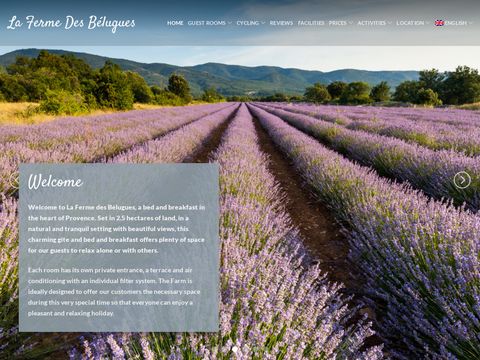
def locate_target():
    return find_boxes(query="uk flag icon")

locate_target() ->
[435,19,445,26]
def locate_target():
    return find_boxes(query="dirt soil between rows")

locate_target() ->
[189,105,238,163]
[252,112,384,350]
[252,116,361,291]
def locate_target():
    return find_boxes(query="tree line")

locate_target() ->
[2,51,478,111]
[0,50,224,115]
[298,66,480,106]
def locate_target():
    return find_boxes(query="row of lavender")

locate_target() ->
[0,106,223,145]
[69,104,382,359]
[256,104,480,212]
[249,104,480,359]
[278,102,480,127]
[268,103,480,156]
[111,104,237,163]
[0,105,238,356]
[0,197,18,339]
[0,103,233,196]
[329,104,480,126]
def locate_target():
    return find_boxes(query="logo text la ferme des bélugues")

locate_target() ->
[7,15,135,34]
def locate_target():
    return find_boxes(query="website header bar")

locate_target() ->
[1,0,479,45]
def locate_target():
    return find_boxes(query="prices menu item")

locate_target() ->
[19,164,219,332]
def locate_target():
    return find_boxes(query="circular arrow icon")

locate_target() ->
[453,171,472,190]
[8,172,19,191]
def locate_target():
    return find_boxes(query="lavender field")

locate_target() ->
[1,102,479,359]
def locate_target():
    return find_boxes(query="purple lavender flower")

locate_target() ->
[71,104,382,359]
[248,104,480,359]
[255,103,480,212]
[0,103,232,196]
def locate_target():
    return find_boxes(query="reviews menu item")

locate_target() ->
[19,164,219,332]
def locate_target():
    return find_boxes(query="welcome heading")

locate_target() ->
[6,15,135,34]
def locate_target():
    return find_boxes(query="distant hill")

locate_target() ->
[0,48,419,97]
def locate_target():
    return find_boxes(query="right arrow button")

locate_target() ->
[453,171,472,190]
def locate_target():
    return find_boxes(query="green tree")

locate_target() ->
[327,81,348,99]
[289,95,303,102]
[125,71,153,103]
[39,89,88,115]
[393,81,422,103]
[150,85,163,95]
[3,51,92,102]
[63,54,96,79]
[393,80,443,106]
[168,74,192,102]
[0,73,28,102]
[153,89,184,106]
[419,68,444,94]
[370,81,391,102]
[340,82,371,104]
[6,56,32,76]
[227,95,252,102]
[262,92,291,102]
[304,83,331,103]
[79,78,98,107]
[0,50,166,112]
[201,87,224,103]
[416,88,442,106]
[95,61,134,110]
[442,66,480,105]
